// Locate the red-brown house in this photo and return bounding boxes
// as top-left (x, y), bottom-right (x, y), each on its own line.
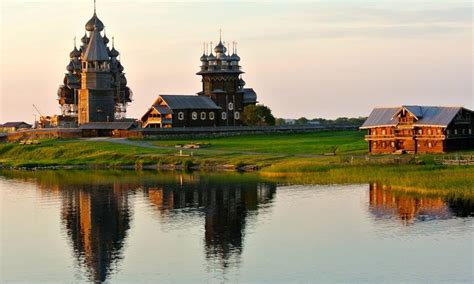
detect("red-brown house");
top-left (360, 106), bottom-right (474, 154)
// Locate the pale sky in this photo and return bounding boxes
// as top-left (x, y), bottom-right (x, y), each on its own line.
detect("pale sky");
top-left (1, 0), bottom-right (472, 123)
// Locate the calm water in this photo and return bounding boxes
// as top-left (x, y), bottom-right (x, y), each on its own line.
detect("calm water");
top-left (0, 170), bottom-right (472, 283)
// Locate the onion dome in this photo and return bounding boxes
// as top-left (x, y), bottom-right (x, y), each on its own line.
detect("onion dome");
top-left (103, 34), bottom-right (109, 45)
top-left (239, 77), bottom-right (246, 88)
top-left (214, 41), bottom-right (227, 54)
top-left (230, 53), bottom-right (240, 61)
top-left (81, 33), bottom-right (88, 45)
top-left (200, 53), bottom-right (208, 62)
top-left (66, 61), bottom-right (74, 72)
top-left (109, 47), bottom-right (119, 57)
top-left (85, 13), bottom-right (104, 32)
top-left (117, 61), bottom-right (124, 72)
top-left (207, 53), bottom-right (216, 61)
top-left (69, 46), bottom-right (81, 58)
top-left (216, 52), bottom-right (228, 60)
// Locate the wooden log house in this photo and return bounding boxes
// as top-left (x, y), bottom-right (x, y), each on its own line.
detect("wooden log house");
top-left (360, 106), bottom-right (474, 154)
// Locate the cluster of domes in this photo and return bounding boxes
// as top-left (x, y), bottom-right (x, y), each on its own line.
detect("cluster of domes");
top-left (200, 39), bottom-right (242, 73)
top-left (58, 8), bottom-right (131, 114)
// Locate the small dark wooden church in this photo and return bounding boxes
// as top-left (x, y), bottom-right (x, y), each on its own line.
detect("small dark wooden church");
top-left (141, 37), bottom-right (258, 128)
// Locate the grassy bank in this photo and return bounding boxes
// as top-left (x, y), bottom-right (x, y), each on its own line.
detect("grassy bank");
top-left (0, 131), bottom-right (472, 200)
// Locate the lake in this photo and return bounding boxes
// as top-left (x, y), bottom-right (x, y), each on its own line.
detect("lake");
top-left (0, 170), bottom-right (472, 283)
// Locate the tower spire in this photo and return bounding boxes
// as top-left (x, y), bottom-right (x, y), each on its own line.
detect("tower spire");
top-left (94, 0), bottom-right (96, 14)
top-left (74, 36), bottom-right (77, 48)
top-left (219, 29), bottom-right (222, 42)
top-left (112, 36), bottom-right (115, 48)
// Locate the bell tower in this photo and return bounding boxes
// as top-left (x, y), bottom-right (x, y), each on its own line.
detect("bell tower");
top-left (78, 25), bottom-right (115, 124)
top-left (197, 32), bottom-right (245, 126)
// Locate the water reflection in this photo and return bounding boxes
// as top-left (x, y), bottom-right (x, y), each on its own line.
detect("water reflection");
top-left (369, 183), bottom-right (473, 224)
top-left (144, 177), bottom-right (276, 269)
top-left (0, 170), bottom-right (472, 283)
top-left (0, 170), bottom-right (275, 282)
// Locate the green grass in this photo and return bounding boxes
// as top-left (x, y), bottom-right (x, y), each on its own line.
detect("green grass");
top-left (147, 130), bottom-right (368, 155)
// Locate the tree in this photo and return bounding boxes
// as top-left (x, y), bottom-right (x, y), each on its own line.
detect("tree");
top-left (275, 118), bottom-right (286, 126)
top-left (295, 117), bottom-right (308, 125)
top-left (243, 104), bottom-right (275, 126)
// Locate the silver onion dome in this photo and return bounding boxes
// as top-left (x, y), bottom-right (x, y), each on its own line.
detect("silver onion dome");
top-left (85, 13), bottom-right (104, 32)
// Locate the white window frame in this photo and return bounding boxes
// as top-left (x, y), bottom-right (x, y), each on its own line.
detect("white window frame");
top-left (200, 112), bottom-right (206, 120)
top-left (234, 111), bottom-right (240, 120)
top-left (178, 112), bottom-right (184, 120)
top-left (222, 112), bottom-right (227, 120)
top-left (228, 102), bottom-right (234, 110)
top-left (192, 112), bottom-right (197, 120)
top-left (209, 112), bottom-right (215, 120)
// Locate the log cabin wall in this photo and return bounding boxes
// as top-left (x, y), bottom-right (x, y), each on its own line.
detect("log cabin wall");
top-left (362, 107), bottom-right (474, 154)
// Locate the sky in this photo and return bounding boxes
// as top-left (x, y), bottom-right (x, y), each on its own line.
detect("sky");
top-left (0, 0), bottom-right (472, 123)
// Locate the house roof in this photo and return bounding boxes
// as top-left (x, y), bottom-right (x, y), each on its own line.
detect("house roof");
top-left (78, 121), bottom-right (135, 130)
top-left (0, 121), bottom-right (32, 128)
top-left (242, 88), bottom-right (258, 104)
top-left (159, 95), bottom-right (221, 110)
top-left (152, 105), bottom-right (173, 114)
top-left (360, 106), bottom-right (465, 129)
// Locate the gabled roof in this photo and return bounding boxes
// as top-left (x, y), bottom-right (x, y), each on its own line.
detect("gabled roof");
top-left (152, 105), bottom-right (173, 114)
top-left (84, 27), bottom-right (109, 61)
top-left (0, 121), bottom-right (32, 128)
top-left (360, 106), bottom-right (466, 129)
top-left (159, 95), bottom-right (221, 110)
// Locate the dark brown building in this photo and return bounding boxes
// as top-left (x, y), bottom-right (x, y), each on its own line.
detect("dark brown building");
top-left (361, 106), bottom-right (474, 154)
top-left (141, 95), bottom-right (221, 128)
top-left (142, 35), bottom-right (258, 128)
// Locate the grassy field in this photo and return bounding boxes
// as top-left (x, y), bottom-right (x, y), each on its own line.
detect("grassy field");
top-left (0, 130), bottom-right (472, 201)
top-left (147, 131), bottom-right (368, 155)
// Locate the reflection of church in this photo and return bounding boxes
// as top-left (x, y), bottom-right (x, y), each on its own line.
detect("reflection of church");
top-left (143, 174), bottom-right (276, 267)
top-left (13, 170), bottom-right (276, 282)
top-left (60, 182), bottom-right (131, 282)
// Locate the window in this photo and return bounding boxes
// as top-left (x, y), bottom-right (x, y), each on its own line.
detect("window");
top-left (382, 129), bottom-right (386, 135)
top-left (454, 129), bottom-right (458, 135)
top-left (200, 112), bottom-right (206, 120)
top-left (390, 141), bottom-right (395, 148)
top-left (446, 129), bottom-right (450, 135)
top-left (222, 112), bottom-right (227, 120)
top-left (228, 102), bottom-right (234, 110)
top-left (418, 129), bottom-right (422, 135)
top-left (428, 142), bottom-right (432, 148)
top-left (192, 112), bottom-right (197, 120)
top-left (209, 112), bottom-right (215, 120)
top-left (428, 129), bottom-right (432, 135)
top-left (178, 112), bottom-right (184, 120)
top-left (469, 129), bottom-right (472, 135)
top-left (234, 111), bottom-right (240, 120)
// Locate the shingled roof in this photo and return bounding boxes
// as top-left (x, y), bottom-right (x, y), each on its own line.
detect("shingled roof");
top-left (159, 95), bottom-right (221, 110)
top-left (360, 106), bottom-right (465, 129)
top-left (84, 27), bottom-right (109, 61)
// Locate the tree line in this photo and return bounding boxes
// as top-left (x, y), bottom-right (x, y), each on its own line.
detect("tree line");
top-left (243, 105), bottom-right (366, 127)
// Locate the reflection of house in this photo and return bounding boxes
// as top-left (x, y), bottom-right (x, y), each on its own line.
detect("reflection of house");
top-left (0, 121), bottom-right (32, 133)
top-left (361, 106), bottom-right (474, 153)
top-left (369, 183), bottom-right (452, 224)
